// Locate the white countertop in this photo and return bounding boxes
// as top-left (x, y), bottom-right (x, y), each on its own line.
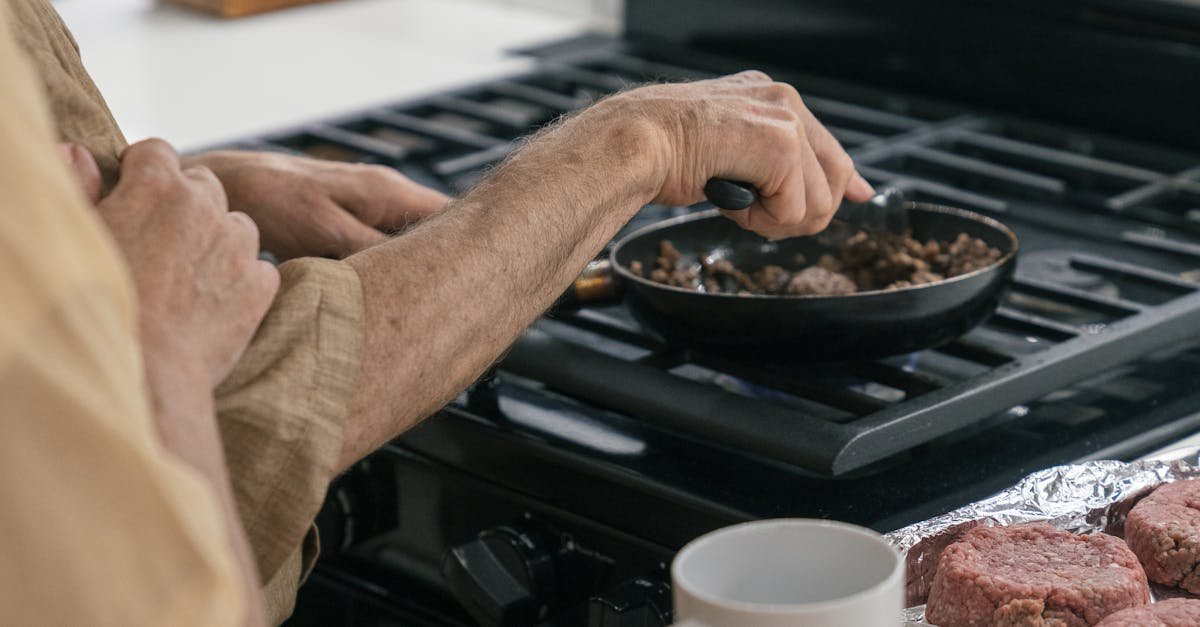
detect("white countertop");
top-left (54, 0), bottom-right (607, 150)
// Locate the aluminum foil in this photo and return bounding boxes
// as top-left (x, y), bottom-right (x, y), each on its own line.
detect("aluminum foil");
top-left (885, 447), bottom-right (1200, 625)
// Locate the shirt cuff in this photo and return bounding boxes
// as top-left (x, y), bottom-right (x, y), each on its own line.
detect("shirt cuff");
top-left (214, 257), bottom-right (364, 599)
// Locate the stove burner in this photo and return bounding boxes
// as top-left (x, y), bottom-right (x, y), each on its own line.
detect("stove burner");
top-left (1019, 251), bottom-right (1119, 296)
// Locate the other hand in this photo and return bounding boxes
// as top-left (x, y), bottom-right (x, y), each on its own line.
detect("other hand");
top-left (597, 70), bottom-right (874, 240)
top-left (97, 139), bottom-right (280, 387)
top-left (186, 151), bottom-right (450, 260)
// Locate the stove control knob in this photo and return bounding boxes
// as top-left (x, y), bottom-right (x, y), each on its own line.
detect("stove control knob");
top-left (442, 526), bottom-right (555, 627)
top-left (588, 577), bottom-right (672, 627)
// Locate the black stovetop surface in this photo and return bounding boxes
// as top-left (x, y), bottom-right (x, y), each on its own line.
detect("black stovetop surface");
top-left (241, 31), bottom-right (1200, 627)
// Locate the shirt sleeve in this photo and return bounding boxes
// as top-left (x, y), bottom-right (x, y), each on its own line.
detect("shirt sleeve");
top-left (215, 256), bottom-right (365, 624)
top-left (0, 4), bottom-right (246, 625)
top-left (5, 0), bottom-right (128, 190)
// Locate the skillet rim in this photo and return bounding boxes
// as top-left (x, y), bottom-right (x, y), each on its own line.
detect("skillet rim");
top-left (608, 202), bottom-right (1020, 301)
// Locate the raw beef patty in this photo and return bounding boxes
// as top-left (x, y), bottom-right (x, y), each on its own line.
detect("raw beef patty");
top-left (1125, 478), bottom-right (1200, 593)
top-left (1095, 598), bottom-right (1200, 626)
top-left (925, 523), bottom-right (1150, 626)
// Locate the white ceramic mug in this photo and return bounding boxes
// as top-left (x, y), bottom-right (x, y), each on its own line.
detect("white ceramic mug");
top-left (671, 519), bottom-right (904, 627)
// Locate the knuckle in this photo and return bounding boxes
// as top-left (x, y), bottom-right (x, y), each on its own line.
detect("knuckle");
top-left (733, 69), bottom-right (772, 83)
top-left (137, 137), bottom-right (177, 158)
top-left (362, 163), bottom-right (397, 181)
top-left (190, 166), bottom-right (230, 205)
top-left (766, 126), bottom-right (801, 159)
top-left (773, 105), bottom-right (800, 124)
top-left (361, 165), bottom-right (403, 194)
top-left (763, 82), bottom-right (796, 102)
top-left (122, 141), bottom-right (182, 193)
top-left (137, 166), bottom-right (174, 194)
top-left (215, 211), bottom-right (259, 255)
top-left (184, 164), bottom-right (217, 181)
top-left (225, 211), bottom-right (261, 244)
top-left (226, 209), bottom-right (257, 231)
top-left (184, 164), bottom-right (222, 190)
top-left (134, 138), bottom-right (180, 168)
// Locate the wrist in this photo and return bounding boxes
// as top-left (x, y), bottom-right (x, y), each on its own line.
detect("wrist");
top-left (142, 352), bottom-right (214, 418)
top-left (568, 95), bottom-right (671, 208)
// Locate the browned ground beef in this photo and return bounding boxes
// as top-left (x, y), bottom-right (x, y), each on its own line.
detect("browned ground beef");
top-left (1094, 598), bottom-right (1200, 626)
top-left (925, 523), bottom-right (1150, 627)
top-left (1125, 478), bottom-right (1200, 594)
top-left (785, 266), bottom-right (857, 296)
top-left (635, 231), bottom-right (1001, 296)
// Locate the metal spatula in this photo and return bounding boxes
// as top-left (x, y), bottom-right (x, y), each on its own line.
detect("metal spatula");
top-left (703, 178), bottom-right (909, 234)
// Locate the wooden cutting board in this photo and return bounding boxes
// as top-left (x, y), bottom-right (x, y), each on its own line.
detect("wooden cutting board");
top-left (163, 0), bottom-right (334, 18)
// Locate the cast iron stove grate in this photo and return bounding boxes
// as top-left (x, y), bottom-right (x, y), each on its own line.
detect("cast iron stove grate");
top-left (217, 46), bottom-right (1200, 476)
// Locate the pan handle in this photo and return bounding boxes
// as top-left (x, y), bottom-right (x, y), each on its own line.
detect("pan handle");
top-left (558, 259), bottom-right (624, 309)
top-left (704, 178), bottom-right (757, 211)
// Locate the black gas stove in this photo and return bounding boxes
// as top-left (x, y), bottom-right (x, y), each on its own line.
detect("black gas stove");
top-left (258, 2), bottom-right (1200, 625)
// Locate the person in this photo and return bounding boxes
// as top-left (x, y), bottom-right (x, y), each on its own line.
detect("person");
top-left (2, 0), bottom-right (873, 623)
top-left (0, 5), bottom-right (272, 624)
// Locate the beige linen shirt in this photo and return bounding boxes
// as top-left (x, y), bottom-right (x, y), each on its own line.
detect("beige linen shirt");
top-left (0, 3), bottom-right (245, 623)
top-left (4, 0), bottom-right (366, 623)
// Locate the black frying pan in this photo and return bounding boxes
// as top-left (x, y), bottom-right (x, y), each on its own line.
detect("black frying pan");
top-left (570, 201), bottom-right (1018, 362)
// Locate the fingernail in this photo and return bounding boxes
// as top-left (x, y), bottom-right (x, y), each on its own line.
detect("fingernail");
top-left (848, 172), bottom-right (875, 200)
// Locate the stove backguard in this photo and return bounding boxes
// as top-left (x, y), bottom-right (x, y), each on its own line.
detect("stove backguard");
top-left (624, 0), bottom-right (1200, 150)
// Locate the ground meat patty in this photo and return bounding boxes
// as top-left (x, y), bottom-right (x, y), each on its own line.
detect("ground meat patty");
top-left (1125, 478), bottom-right (1200, 593)
top-left (925, 523), bottom-right (1150, 627)
top-left (1094, 598), bottom-right (1200, 626)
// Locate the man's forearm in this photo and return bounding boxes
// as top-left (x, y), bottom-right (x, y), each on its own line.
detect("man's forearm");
top-left (339, 104), bottom-right (662, 469)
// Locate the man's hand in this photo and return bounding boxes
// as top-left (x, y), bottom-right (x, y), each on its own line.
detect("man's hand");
top-left (95, 138), bottom-right (275, 627)
top-left (98, 139), bottom-right (280, 388)
top-left (597, 70), bottom-right (874, 240)
top-left (186, 151), bottom-right (449, 260)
